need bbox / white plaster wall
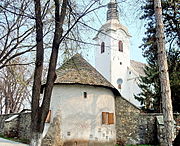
[44,84,116,142]
[109,29,130,92]
[94,33,111,81]
[94,21,142,107]
[94,24,131,102]
[125,69,142,107]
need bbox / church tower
[94,0,131,99]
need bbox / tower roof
[55,54,120,95]
[107,0,119,21]
[94,0,131,39]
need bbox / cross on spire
[107,0,119,21]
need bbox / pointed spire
[107,0,119,21]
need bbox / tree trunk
[154,0,174,146]
[31,0,44,145]
[31,0,68,145]
[31,132,43,146]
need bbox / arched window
[118,40,123,52]
[101,42,105,53]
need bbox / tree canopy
[135,0,180,113]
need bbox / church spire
[107,0,119,21]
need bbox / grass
[0,134,30,144]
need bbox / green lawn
[0,134,29,144]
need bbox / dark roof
[55,54,119,95]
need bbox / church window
[83,92,87,98]
[45,110,51,123]
[102,112,114,125]
[120,62,122,65]
[101,42,105,53]
[118,40,123,52]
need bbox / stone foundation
[0,112,31,140]
[0,105,179,145]
[115,96,180,145]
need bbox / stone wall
[0,112,31,140]
[0,113,17,134]
[0,105,179,145]
[17,112,31,139]
[115,96,141,145]
[115,96,180,145]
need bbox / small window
[83,92,87,98]
[45,110,51,123]
[118,40,123,52]
[102,112,114,125]
[120,62,122,65]
[101,42,105,53]
[67,132,71,136]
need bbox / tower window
[118,40,123,52]
[101,42,105,53]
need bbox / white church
[43,0,145,145]
[93,0,145,107]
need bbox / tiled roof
[55,54,119,95]
[130,60,146,76]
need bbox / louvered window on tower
[101,42,105,53]
[118,40,123,52]
[102,112,114,124]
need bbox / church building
[42,1,145,144]
[94,0,145,107]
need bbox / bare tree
[154,0,174,146]
[0,0,37,69]
[0,57,32,114]
[31,0,106,145]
